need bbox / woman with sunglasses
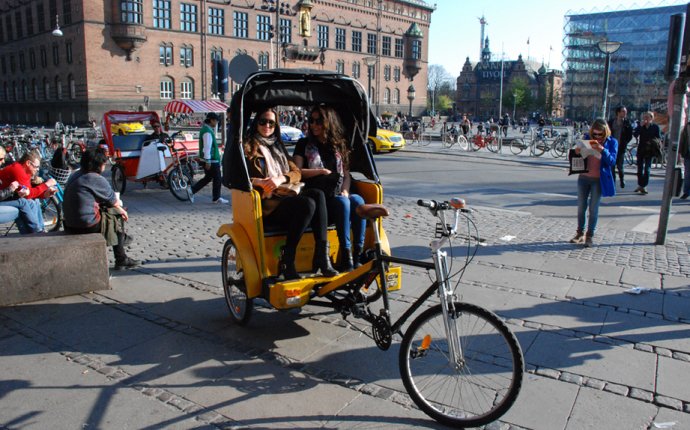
[293,105,366,271]
[244,107,338,280]
[570,118,617,247]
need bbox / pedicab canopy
[163,99,229,114]
[223,69,379,191]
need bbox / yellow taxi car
[110,122,146,135]
[367,129,406,154]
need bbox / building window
[0,19,4,43]
[180,79,193,99]
[180,45,193,67]
[9,55,15,73]
[0,57,4,74]
[352,31,362,52]
[26,7,33,36]
[22,80,28,101]
[5,15,12,41]
[159,44,172,66]
[258,52,269,70]
[335,60,344,74]
[121,0,143,24]
[160,78,174,99]
[180,3,197,32]
[15,12,23,39]
[383,87,390,104]
[210,47,223,61]
[256,15,271,41]
[393,88,400,104]
[56,77,63,100]
[66,42,73,64]
[209,8,224,35]
[411,39,421,60]
[2,82,7,102]
[19,53,25,72]
[63,0,72,25]
[44,78,50,101]
[280,18,291,43]
[367,33,377,55]
[29,50,36,70]
[352,61,360,79]
[233,12,248,38]
[395,38,403,58]
[335,28,346,50]
[52,44,59,65]
[68,74,75,99]
[40,47,47,67]
[32,78,38,101]
[37,4,45,33]
[393,66,400,82]
[317,25,329,48]
[382,36,391,56]
[384,65,390,81]
[12,81,17,102]
[153,1,171,29]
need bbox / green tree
[436,94,453,113]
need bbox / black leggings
[264,188,328,254]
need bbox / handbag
[648,137,663,158]
[304,172,343,197]
[568,148,588,175]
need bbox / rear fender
[216,223,262,299]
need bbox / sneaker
[584,236,593,247]
[569,232,584,244]
[620,180,625,188]
[114,257,141,270]
[634,187,642,193]
[213,197,229,204]
[640,188,648,195]
[681,193,689,200]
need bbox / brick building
[456,37,564,121]
[0,0,433,125]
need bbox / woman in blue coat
[570,118,617,247]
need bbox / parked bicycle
[471,132,500,153]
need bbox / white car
[281,124,305,145]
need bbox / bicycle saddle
[356,204,389,220]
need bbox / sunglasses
[152,124,161,128]
[28,161,40,169]
[309,117,324,125]
[258,118,276,127]
[591,132,605,138]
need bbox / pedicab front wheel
[111,164,126,195]
[167,165,194,201]
[222,238,253,325]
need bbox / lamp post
[52,14,63,37]
[407,84,415,117]
[363,56,377,111]
[512,92,517,119]
[597,40,622,119]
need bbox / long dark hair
[310,105,349,166]
[243,107,284,158]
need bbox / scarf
[257,136,290,178]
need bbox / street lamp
[597,40,622,119]
[363,56,377,111]
[407,84,415,117]
[512,91,517,119]
[52,14,63,37]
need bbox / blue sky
[427,0,688,77]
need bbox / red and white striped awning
[164,99,229,114]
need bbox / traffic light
[212,59,229,101]
[268,24,275,40]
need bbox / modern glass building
[563,3,686,121]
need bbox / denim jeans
[0,204,19,224]
[327,193,365,250]
[0,198,44,233]
[577,175,602,235]
[637,156,652,188]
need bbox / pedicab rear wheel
[222,238,253,325]
[111,164,126,195]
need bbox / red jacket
[0,162,48,199]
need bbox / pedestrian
[63,147,139,270]
[607,106,634,188]
[191,112,228,204]
[678,119,690,199]
[570,118,617,247]
[147,119,169,142]
[633,111,662,195]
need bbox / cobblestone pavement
[1,165,690,429]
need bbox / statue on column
[300,10,311,37]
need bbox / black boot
[278,247,300,280]
[313,241,339,277]
[352,245,363,268]
[337,247,354,272]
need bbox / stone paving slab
[564,385,658,430]
[461,263,576,298]
[501,374,579,430]
[524,331,656,391]
[598,312,690,354]
[0,293,102,330]
[566,280,664,315]
[540,256,625,285]
[657,356,690,402]
[621,266,663,289]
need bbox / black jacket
[607,118,634,146]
